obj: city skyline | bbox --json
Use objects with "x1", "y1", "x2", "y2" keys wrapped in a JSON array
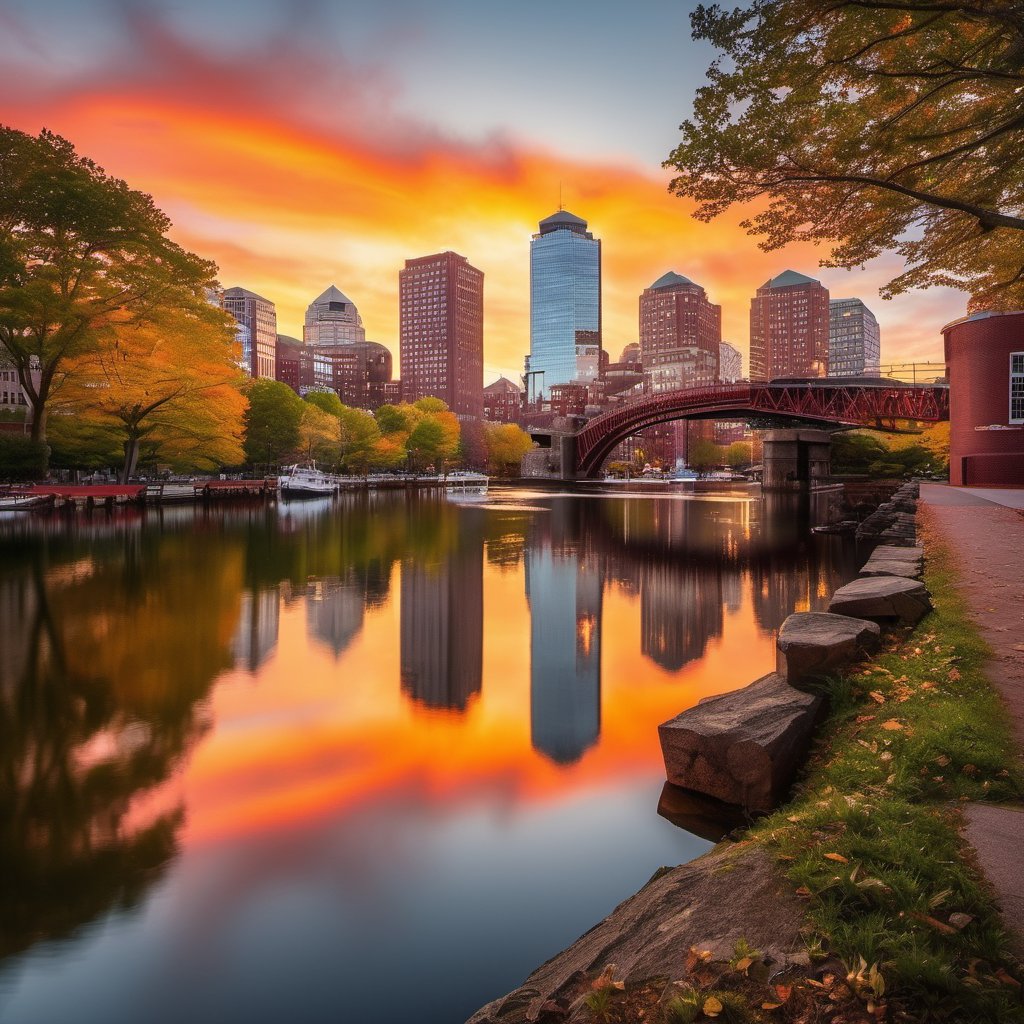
[{"x1": 0, "y1": 1, "x2": 964, "y2": 383}]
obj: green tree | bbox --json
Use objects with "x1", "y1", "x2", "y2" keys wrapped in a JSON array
[
  {"x1": 298, "y1": 402, "x2": 340, "y2": 467},
  {"x1": 337, "y1": 405, "x2": 380, "y2": 473},
  {"x1": 687, "y1": 439, "x2": 724, "y2": 477},
  {"x1": 304, "y1": 390, "x2": 344, "y2": 418},
  {"x1": 724, "y1": 441, "x2": 753, "y2": 469},
  {"x1": 375, "y1": 403, "x2": 418, "y2": 436},
  {"x1": 666, "y1": 3, "x2": 1024, "y2": 308},
  {"x1": 243, "y1": 379, "x2": 302, "y2": 467},
  {"x1": 413, "y1": 396, "x2": 449, "y2": 414},
  {"x1": 0, "y1": 433, "x2": 47, "y2": 480},
  {"x1": 0, "y1": 126, "x2": 223, "y2": 464}
]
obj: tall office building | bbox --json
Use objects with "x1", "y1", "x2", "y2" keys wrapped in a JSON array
[
  {"x1": 223, "y1": 287, "x2": 277, "y2": 379},
  {"x1": 638, "y1": 272, "x2": 720, "y2": 391},
  {"x1": 719, "y1": 341, "x2": 743, "y2": 383},
  {"x1": 829, "y1": 298, "x2": 881, "y2": 376},
  {"x1": 304, "y1": 285, "x2": 366, "y2": 346},
  {"x1": 399, "y1": 251, "x2": 484, "y2": 418},
  {"x1": 526, "y1": 210, "x2": 601, "y2": 400},
  {"x1": 749, "y1": 270, "x2": 830, "y2": 380}
]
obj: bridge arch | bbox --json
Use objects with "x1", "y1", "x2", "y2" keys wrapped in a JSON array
[{"x1": 571, "y1": 382, "x2": 949, "y2": 479}]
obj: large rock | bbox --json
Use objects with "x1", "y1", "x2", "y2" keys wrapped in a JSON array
[
  {"x1": 466, "y1": 845, "x2": 807, "y2": 1024},
  {"x1": 776, "y1": 612, "x2": 880, "y2": 685},
  {"x1": 868, "y1": 543, "x2": 924, "y2": 562},
  {"x1": 860, "y1": 544, "x2": 924, "y2": 579},
  {"x1": 828, "y1": 575, "x2": 932, "y2": 625},
  {"x1": 658, "y1": 673, "x2": 822, "y2": 812}
]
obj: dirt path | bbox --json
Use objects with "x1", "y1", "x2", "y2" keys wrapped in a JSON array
[{"x1": 920, "y1": 483, "x2": 1024, "y2": 956}]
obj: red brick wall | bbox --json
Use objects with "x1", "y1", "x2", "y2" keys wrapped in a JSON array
[{"x1": 942, "y1": 312, "x2": 1024, "y2": 486}]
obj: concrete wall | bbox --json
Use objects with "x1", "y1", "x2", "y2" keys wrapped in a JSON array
[{"x1": 762, "y1": 429, "x2": 832, "y2": 491}]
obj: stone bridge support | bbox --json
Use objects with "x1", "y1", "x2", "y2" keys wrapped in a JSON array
[{"x1": 762, "y1": 429, "x2": 832, "y2": 491}]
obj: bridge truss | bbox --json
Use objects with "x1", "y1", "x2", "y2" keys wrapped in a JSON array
[{"x1": 573, "y1": 382, "x2": 949, "y2": 478}]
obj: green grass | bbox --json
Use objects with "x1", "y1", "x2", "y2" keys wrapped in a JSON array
[{"x1": 751, "y1": 526, "x2": 1024, "y2": 1021}]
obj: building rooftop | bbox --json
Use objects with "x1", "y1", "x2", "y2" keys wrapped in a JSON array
[
  {"x1": 649, "y1": 271, "x2": 697, "y2": 290},
  {"x1": 765, "y1": 269, "x2": 820, "y2": 289},
  {"x1": 309, "y1": 284, "x2": 355, "y2": 307},
  {"x1": 223, "y1": 286, "x2": 273, "y2": 303},
  {"x1": 485, "y1": 376, "x2": 523, "y2": 394},
  {"x1": 537, "y1": 209, "x2": 592, "y2": 236}
]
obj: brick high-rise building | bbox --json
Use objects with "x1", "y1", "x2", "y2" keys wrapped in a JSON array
[
  {"x1": 749, "y1": 270, "x2": 830, "y2": 380},
  {"x1": 399, "y1": 251, "x2": 484, "y2": 418},
  {"x1": 223, "y1": 287, "x2": 277, "y2": 379},
  {"x1": 829, "y1": 298, "x2": 881, "y2": 377},
  {"x1": 639, "y1": 272, "x2": 720, "y2": 392}
]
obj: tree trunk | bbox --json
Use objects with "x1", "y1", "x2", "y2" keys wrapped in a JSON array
[{"x1": 121, "y1": 437, "x2": 140, "y2": 484}]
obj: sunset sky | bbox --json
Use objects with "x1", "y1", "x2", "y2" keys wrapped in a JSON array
[{"x1": 0, "y1": 0, "x2": 964, "y2": 382}]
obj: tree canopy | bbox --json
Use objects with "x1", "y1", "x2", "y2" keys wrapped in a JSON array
[
  {"x1": 243, "y1": 379, "x2": 303, "y2": 467},
  {"x1": 0, "y1": 126, "x2": 224, "y2": 462},
  {"x1": 666, "y1": 2, "x2": 1024, "y2": 308}
]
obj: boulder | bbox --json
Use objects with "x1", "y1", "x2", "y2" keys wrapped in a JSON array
[
  {"x1": 466, "y1": 845, "x2": 807, "y2": 1024},
  {"x1": 860, "y1": 559, "x2": 922, "y2": 579},
  {"x1": 868, "y1": 544, "x2": 924, "y2": 562},
  {"x1": 658, "y1": 673, "x2": 822, "y2": 812},
  {"x1": 828, "y1": 575, "x2": 932, "y2": 625},
  {"x1": 776, "y1": 612, "x2": 881, "y2": 685}
]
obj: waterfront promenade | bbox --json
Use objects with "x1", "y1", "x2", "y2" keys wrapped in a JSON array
[{"x1": 921, "y1": 483, "x2": 1024, "y2": 954}]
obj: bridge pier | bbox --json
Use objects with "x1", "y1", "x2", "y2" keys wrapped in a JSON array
[{"x1": 762, "y1": 429, "x2": 832, "y2": 491}]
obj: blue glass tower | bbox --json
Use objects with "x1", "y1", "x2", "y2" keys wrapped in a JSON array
[{"x1": 526, "y1": 210, "x2": 602, "y2": 400}]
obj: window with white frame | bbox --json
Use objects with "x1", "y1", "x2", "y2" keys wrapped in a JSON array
[{"x1": 1012, "y1": 352, "x2": 1024, "y2": 423}]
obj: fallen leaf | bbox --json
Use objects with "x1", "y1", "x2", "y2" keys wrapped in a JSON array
[
  {"x1": 910, "y1": 911, "x2": 957, "y2": 935},
  {"x1": 703, "y1": 995, "x2": 723, "y2": 1017},
  {"x1": 773, "y1": 984, "x2": 792, "y2": 1002},
  {"x1": 761, "y1": 1001, "x2": 783, "y2": 1010},
  {"x1": 948, "y1": 668, "x2": 961, "y2": 681},
  {"x1": 934, "y1": 754, "x2": 951, "y2": 767},
  {"x1": 824, "y1": 852, "x2": 849, "y2": 864},
  {"x1": 948, "y1": 912, "x2": 974, "y2": 930},
  {"x1": 880, "y1": 720, "x2": 904, "y2": 731},
  {"x1": 735, "y1": 956, "x2": 753, "y2": 972}
]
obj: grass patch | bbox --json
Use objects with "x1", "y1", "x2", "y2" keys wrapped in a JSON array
[{"x1": 752, "y1": 522, "x2": 1024, "y2": 1021}]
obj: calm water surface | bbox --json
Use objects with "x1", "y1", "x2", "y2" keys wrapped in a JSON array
[{"x1": 0, "y1": 486, "x2": 857, "y2": 1024}]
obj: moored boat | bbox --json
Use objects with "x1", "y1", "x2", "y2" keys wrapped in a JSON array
[{"x1": 278, "y1": 464, "x2": 337, "y2": 499}]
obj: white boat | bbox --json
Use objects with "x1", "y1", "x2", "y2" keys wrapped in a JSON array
[
  {"x1": 444, "y1": 471, "x2": 489, "y2": 495},
  {"x1": 278, "y1": 464, "x2": 337, "y2": 499},
  {"x1": 0, "y1": 493, "x2": 50, "y2": 512}
]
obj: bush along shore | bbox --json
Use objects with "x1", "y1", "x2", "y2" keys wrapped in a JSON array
[{"x1": 470, "y1": 486, "x2": 1024, "y2": 1024}]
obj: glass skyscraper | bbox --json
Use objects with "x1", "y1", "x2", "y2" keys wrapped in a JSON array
[{"x1": 526, "y1": 210, "x2": 601, "y2": 401}]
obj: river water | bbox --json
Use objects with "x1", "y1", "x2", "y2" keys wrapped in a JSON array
[{"x1": 0, "y1": 486, "x2": 856, "y2": 1024}]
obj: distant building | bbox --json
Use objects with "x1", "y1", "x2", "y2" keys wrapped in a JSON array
[
  {"x1": 231, "y1": 588, "x2": 280, "y2": 672},
  {"x1": 749, "y1": 270, "x2": 830, "y2": 380},
  {"x1": 223, "y1": 287, "x2": 277, "y2": 379},
  {"x1": 526, "y1": 210, "x2": 602, "y2": 400},
  {"x1": 304, "y1": 285, "x2": 366, "y2": 346},
  {"x1": 719, "y1": 341, "x2": 742, "y2": 383},
  {"x1": 829, "y1": 298, "x2": 881, "y2": 376},
  {"x1": 483, "y1": 376, "x2": 523, "y2": 423},
  {"x1": 639, "y1": 272, "x2": 721, "y2": 391},
  {"x1": 321, "y1": 342, "x2": 394, "y2": 408},
  {"x1": 0, "y1": 355, "x2": 30, "y2": 417},
  {"x1": 275, "y1": 334, "x2": 304, "y2": 393},
  {"x1": 399, "y1": 251, "x2": 484, "y2": 418}
]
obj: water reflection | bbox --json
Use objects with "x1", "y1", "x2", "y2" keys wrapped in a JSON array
[{"x1": 0, "y1": 487, "x2": 858, "y2": 1024}]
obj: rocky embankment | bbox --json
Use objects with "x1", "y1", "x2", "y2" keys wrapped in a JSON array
[{"x1": 469, "y1": 483, "x2": 930, "y2": 1024}]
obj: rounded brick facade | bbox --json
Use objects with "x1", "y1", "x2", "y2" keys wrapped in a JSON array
[{"x1": 942, "y1": 311, "x2": 1024, "y2": 486}]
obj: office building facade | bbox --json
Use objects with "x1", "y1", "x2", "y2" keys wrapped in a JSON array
[
  {"x1": 749, "y1": 270, "x2": 830, "y2": 380},
  {"x1": 304, "y1": 285, "x2": 366, "y2": 346},
  {"x1": 719, "y1": 341, "x2": 742, "y2": 383},
  {"x1": 223, "y1": 287, "x2": 277, "y2": 379},
  {"x1": 639, "y1": 272, "x2": 720, "y2": 392},
  {"x1": 526, "y1": 210, "x2": 601, "y2": 400},
  {"x1": 399, "y1": 251, "x2": 484, "y2": 418},
  {"x1": 829, "y1": 298, "x2": 881, "y2": 377}
]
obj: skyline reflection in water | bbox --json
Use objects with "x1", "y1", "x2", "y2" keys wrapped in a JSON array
[{"x1": 0, "y1": 487, "x2": 857, "y2": 1024}]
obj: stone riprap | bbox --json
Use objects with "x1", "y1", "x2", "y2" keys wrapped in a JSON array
[
  {"x1": 466, "y1": 845, "x2": 807, "y2": 1024},
  {"x1": 860, "y1": 544, "x2": 925, "y2": 579},
  {"x1": 828, "y1": 575, "x2": 932, "y2": 626},
  {"x1": 658, "y1": 673, "x2": 822, "y2": 812},
  {"x1": 776, "y1": 612, "x2": 881, "y2": 686}
]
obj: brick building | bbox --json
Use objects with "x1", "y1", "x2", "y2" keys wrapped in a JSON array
[{"x1": 749, "y1": 270, "x2": 829, "y2": 380}]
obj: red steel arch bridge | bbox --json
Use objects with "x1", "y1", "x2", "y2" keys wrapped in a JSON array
[{"x1": 552, "y1": 381, "x2": 949, "y2": 480}]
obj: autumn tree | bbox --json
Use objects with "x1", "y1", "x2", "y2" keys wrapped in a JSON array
[
  {"x1": 56, "y1": 302, "x2": 246, "y2": 481},
  {"x1": 484, "y1": 422, "x2": 534, "y2": 476},
  {"x1": 243, "y1": 379, "x2": 303, "y2": 467},
  {"x1": 724, "y1": 441, "x2": 753, "y2": 468},
  {"x1": 298, "y1": 401, "x2": 340, "y2": 467},
  {"x1": 666, "y1": 3, "x2": 1024, "y2": 308},
  {"x1": 337, "y1": 405, "x2": 380, "y2": 473},
  {"x1": 0, "y1": 126, "x2": 223, "y2": 464}
]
